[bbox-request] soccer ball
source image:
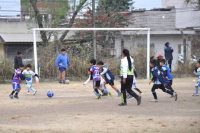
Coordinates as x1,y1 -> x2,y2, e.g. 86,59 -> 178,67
65,80 -> 70,84
47,90 -> 54,98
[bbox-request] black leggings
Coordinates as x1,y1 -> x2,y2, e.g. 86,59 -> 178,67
165,80 -> 174,93
151,84 -> 173,99
121,75 -> 139,103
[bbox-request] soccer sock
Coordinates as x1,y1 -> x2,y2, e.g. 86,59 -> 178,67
10,91 -> 15,95
152,92 -> 157,99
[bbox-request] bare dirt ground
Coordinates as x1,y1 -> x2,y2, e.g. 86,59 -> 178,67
0,78 -> 200,133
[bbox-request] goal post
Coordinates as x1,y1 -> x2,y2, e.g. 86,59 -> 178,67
32,28 -> 151,79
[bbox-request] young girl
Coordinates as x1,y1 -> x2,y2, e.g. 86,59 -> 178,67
9,69 -> 22,99
22,64 -> 39,95
119,49 -> 141,106
193,60 -> 200,96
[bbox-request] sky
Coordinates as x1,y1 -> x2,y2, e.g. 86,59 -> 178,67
0,0 -> 162,17
133,0 -> 162,9
0,0 -> 20,17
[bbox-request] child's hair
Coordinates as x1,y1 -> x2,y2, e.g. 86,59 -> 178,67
17,51 -> 22,55
61,48 -> 66,52
90,59 -> 96,65
159,59 -> 166,64
26,64 -> 32,68
97,61 -> 104,65
150,59 -> 156,66
122,49 -> 132,71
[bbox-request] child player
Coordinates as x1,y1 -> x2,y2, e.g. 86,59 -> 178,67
159,59 -> 176,97
22,64 -> 39,95
149,59 -> 177,102
9,69 -> 22,99
97,61 -> 121,97
89,59 -> 102,99
193,59 -> 200,96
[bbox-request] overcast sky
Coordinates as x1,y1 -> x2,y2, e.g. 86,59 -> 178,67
134,0 -> 162,9
0,0 -> 162,17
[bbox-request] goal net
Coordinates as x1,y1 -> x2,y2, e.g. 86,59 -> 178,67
32,28 -> 151,80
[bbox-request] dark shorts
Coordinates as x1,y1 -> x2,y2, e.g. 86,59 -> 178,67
107,80 -> 114,86
93,80 -> 100,88
59,67 -> 66,72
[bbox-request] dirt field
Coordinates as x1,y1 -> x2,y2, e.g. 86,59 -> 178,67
0,78 -> 200,133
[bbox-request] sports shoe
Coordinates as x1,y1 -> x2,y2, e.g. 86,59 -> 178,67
118,102 -> 127,106
150,99 -> 158,102
108,92 -> 112,96
33,90 -> 37,95
192,94 -> 199,96
14,94 -> 19,99
137,96 -> 141,105
97,94 -> 101,99
174,92 -> 178,101
9,94 -> 13,99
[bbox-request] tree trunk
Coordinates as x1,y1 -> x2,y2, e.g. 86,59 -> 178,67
30,0 -> 48,45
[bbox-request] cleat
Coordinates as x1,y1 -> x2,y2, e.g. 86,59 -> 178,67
137,96 -> 141,105
97,94 -> 101,99
174,92 -> 178,101
14,94 -> 19,99
33,90 -> 37,95
9,94 -> 13,99
118,103 -> 127,106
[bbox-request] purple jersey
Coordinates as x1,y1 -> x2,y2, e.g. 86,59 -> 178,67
90,65 -> 101,81
12,73 -> 21,84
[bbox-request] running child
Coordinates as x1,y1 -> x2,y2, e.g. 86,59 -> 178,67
193,59 -> 200,96
22,64 -> 39,95
97,61 -> 121,96
89,59 -> 102,99
84,66 -> 110,96
149,59 -> 177,102
159,59 -> 176,96
9,69 -> 22,99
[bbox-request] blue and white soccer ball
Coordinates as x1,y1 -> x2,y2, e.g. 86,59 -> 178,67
47,90 -> 54,98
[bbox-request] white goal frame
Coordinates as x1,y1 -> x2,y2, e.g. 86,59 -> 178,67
32,28 -> 151,79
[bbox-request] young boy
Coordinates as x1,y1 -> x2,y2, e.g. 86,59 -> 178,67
149,59 -> 177,102
193,60 -> 200,96
89,59 -> 102,99
159,59 -> 176,96
9,69 -> 22,99
97,61 -> 121,96
22,64 -> 39,95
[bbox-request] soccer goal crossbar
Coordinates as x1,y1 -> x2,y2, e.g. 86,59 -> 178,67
32,28 -> 151,79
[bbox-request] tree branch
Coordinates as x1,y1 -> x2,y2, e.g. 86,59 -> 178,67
59,0 -> 88,42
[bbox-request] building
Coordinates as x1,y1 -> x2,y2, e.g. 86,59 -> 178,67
114,0 -> 200,71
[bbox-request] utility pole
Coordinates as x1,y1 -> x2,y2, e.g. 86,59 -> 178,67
92,0 -> 97,59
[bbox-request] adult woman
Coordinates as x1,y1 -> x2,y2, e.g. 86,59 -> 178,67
119,49 -> 141,106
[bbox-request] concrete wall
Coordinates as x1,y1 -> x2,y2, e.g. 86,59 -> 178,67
115,34 -> 191,71
176,9 -> 200,29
